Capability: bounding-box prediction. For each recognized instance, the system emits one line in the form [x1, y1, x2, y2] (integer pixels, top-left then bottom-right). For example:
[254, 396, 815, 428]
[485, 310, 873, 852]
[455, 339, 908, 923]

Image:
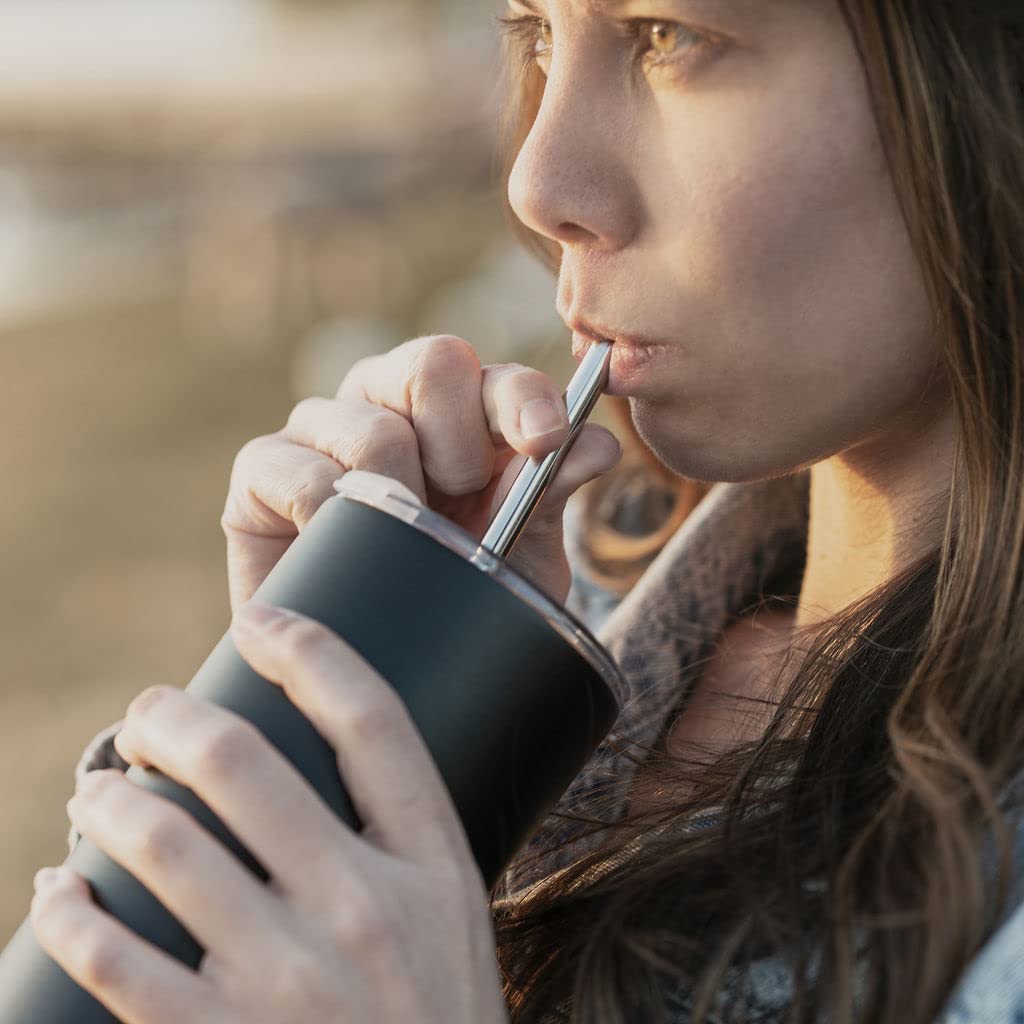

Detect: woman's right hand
[221, 334, 623, 611]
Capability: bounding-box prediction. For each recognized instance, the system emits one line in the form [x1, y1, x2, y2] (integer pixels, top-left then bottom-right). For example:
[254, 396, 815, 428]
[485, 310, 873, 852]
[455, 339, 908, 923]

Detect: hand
[31, 602, 510, 1024]
[221, 334, 622, 610]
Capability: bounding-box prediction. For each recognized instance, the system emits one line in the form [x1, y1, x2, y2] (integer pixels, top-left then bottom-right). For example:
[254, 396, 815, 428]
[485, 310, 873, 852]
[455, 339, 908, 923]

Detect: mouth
[560, 310, 673, 396]
[561, 314, 659, 350]
[570, 330, 669, 397]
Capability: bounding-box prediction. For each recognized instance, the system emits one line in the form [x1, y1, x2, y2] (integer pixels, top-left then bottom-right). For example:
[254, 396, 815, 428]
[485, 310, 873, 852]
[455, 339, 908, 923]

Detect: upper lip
[560, 311, 661, 348]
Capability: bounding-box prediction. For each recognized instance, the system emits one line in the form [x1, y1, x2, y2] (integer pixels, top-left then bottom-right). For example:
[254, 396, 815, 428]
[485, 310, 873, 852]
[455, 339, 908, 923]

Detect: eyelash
[496, 11, 708, 76]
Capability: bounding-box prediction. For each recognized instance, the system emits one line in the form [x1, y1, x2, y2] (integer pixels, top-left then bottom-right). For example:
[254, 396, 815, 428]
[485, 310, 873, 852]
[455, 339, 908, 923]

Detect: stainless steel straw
[474, 339, 614, 563]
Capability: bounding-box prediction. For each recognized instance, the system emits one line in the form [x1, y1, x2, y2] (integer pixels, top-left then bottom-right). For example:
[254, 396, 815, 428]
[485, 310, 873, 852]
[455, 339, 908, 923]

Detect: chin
[626, 399, 717, 481]
[625, 399, 808, 486]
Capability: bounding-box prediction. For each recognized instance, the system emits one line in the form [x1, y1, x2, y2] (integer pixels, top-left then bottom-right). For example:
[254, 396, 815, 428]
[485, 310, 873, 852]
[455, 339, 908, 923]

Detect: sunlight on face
[505, 0, 943, 484]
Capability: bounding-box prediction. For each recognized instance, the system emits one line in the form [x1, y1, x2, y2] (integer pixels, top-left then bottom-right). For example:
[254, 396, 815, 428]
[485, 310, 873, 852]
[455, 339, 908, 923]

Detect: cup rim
[332, 473, 628, 710]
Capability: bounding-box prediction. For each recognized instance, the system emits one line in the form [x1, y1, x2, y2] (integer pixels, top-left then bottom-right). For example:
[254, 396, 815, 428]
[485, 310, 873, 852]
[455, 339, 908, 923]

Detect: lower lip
[571, 332, 668, 396]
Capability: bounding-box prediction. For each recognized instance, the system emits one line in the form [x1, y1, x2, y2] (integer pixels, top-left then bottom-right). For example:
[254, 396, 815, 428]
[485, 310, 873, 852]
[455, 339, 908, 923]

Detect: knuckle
[126, 684, 175, 723]
[329, 885, 392, 953]
[336, 352, 379, 399]
[132, 813, 190, 872]
[219, 498, 239, 537]
[270, 947, 326, 1006]
[281, 619, 327, 663]
[345, 413, 418, 468]
[221, 436, 276, 532]
[229, 435, 273, 483]
[410, 336, 480, 393]
[77, 766, 121, 799]
[498, 364, 550, 398]
[339, 697, 399, 747]
[284, 396, 320, 431]
[31, 884, 74, 936]
[438, 459, 492, 496]
[361, 788, 427, 849]
[194, 722, 258, 782]
[282, 460, 334, 527]
[79, 936, 130, 992]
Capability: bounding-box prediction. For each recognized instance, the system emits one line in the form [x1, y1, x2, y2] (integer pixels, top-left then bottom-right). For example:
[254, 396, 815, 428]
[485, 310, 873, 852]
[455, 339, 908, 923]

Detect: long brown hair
[487, 4, 1024, 1022]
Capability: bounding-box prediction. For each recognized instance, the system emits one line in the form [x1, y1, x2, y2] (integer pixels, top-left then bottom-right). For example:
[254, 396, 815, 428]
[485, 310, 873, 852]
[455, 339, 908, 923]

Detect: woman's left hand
[30, 602, 510, 1024]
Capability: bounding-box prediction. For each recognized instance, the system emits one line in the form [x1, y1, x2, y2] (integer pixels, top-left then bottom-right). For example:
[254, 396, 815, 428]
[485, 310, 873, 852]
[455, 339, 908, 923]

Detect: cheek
[641, 49, 942, 478]
[685, 60, 935, 410]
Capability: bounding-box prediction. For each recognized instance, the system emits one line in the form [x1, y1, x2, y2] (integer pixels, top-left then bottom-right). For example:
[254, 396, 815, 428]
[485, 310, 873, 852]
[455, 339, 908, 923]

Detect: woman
[31, 2, 1024, 1022]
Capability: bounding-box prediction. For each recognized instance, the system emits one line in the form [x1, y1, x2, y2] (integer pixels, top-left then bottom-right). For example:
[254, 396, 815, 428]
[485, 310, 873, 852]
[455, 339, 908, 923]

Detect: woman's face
[506, 1, 947, 483]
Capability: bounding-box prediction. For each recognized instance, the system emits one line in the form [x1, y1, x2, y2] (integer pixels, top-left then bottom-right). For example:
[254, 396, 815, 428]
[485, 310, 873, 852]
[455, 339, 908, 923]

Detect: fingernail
[519, 398, 566, 440]
[234, 602, 287, 630]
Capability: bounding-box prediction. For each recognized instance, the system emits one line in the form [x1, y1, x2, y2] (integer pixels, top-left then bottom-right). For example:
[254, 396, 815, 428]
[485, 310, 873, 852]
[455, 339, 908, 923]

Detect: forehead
[512, 0, 689, 11]
[510, 0, 622, 10]
[510, 0, 782, 26]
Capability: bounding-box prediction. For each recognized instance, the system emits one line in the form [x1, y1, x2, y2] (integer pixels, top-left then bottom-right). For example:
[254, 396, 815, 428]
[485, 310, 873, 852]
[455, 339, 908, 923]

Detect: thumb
[493, 424, 623, 603]
[488, 423, 623, 526]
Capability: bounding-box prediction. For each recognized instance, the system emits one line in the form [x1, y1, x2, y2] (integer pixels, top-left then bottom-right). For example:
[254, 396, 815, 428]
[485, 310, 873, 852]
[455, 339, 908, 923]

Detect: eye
[497, 12, 709, 76]
[649, 22, 684, 58]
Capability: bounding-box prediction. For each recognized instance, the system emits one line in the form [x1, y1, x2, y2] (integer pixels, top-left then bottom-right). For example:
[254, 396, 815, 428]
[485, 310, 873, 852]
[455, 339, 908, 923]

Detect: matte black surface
[0, 496, 621, 1023]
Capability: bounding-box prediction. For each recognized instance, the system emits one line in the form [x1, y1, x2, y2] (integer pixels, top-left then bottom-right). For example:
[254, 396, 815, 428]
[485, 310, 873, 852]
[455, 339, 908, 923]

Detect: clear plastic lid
[332, 471, 627, 709]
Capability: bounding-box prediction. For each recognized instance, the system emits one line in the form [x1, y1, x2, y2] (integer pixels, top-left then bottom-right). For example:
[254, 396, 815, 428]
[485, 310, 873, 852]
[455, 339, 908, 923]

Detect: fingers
[221, 434, 350, 611]
[495, 424, 622, 603]
[229, 605, 472, 873]
[337, 335, 496, 496]
[111, 687, 368, 903]
[337, 334, 572, 492]
[282, 396, 427, 504]
[223, 333, 605, 610]
[489, 422, 623, 526]
[227, 335, 582, 543]
[478, 363, 571, 456]
[31, 867, 226, 1024]
[65, 768, 284, 963]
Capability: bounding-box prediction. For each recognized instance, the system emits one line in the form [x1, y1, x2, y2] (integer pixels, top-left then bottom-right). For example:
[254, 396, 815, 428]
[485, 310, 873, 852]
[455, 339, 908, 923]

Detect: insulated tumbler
[0, 344, 627, 1023]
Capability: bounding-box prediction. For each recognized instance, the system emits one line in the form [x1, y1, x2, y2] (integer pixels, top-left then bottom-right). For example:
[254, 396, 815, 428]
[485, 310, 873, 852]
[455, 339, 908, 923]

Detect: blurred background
[0, 0, 603, 940]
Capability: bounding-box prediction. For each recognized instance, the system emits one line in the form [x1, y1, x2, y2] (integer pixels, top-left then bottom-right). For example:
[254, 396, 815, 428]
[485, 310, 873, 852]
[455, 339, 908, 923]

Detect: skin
[30, 1, 958, 1016]
[33, 606, 510, 1022]
[505, 0, 956, 695]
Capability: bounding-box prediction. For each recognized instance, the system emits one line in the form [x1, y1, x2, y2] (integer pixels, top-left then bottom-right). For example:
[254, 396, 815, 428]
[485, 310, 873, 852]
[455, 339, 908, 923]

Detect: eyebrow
[511, 0, 762, 17]
[509, 0, 761, 32]
[510, 0, 635, 15]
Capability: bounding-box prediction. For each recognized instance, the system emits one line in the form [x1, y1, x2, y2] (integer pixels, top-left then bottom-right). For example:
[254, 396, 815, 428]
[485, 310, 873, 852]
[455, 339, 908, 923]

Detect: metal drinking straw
[474, 339, 614, 563]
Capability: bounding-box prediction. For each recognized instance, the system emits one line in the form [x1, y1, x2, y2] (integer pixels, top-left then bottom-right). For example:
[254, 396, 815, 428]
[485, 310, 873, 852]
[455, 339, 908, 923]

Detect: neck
[794, 397, 956, 637]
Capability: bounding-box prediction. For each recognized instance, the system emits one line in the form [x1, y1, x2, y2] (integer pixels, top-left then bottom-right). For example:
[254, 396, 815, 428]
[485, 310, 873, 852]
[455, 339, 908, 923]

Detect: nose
[506, 61, 640, 252]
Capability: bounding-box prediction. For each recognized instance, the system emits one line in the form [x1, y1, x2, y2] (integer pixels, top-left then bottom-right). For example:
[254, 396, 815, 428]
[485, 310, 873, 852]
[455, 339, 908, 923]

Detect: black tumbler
[0, 461, 627, 1023]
